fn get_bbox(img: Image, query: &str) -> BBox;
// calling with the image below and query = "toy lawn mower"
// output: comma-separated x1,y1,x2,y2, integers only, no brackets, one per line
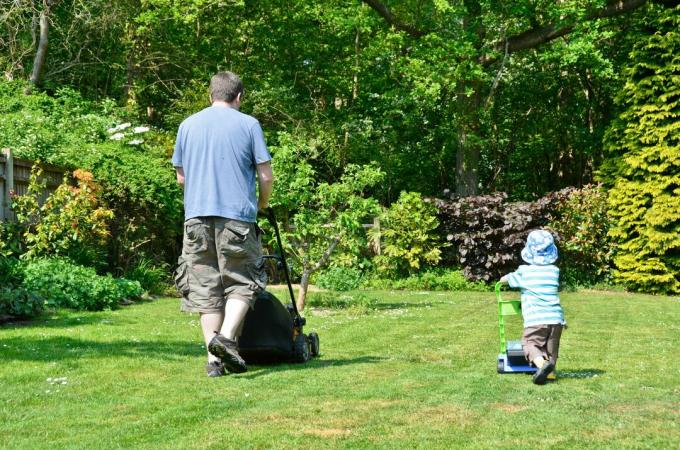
238,208,319,364
496,282,535,374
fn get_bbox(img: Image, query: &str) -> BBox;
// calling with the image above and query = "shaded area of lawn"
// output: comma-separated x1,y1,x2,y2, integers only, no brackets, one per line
1,289,679,449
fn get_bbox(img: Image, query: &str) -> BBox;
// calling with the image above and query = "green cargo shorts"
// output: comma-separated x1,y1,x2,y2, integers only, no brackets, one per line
174,216,267,313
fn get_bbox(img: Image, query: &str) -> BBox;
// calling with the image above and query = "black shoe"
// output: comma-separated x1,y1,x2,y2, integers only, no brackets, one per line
533,362,555,385
206,360,226,377
208,333,247,374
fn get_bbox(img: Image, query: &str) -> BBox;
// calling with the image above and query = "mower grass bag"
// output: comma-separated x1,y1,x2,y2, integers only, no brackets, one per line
239,291,294,364
237,208,319,365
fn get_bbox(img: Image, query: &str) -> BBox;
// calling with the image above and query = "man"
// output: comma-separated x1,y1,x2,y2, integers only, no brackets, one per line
172,71,274,377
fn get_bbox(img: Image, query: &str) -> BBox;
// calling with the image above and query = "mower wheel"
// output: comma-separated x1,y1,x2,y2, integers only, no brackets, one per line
308,332,320,357
497,359,505,374
293,333,310,363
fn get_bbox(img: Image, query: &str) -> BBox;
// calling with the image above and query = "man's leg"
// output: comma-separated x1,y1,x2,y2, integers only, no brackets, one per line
220,298,250,340
200,312,224,363
177,217,227,376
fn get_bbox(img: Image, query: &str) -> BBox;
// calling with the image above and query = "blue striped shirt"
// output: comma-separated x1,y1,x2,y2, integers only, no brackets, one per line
506,264,565,327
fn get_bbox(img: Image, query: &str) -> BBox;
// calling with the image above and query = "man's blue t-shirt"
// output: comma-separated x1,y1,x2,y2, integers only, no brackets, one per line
172,105,271,222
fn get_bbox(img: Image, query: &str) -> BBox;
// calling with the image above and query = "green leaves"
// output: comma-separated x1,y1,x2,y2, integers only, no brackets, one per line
371,191,444,277
602,6,680,294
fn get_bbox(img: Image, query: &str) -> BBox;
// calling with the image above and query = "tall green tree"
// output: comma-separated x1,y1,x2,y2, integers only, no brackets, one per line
601,6,679,294
360,0,677,196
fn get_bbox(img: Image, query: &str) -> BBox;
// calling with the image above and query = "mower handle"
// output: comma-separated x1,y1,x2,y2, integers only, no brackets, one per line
261,207,301,320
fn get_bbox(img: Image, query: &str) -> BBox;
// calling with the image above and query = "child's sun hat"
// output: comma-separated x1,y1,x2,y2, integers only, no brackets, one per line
521,229,558,265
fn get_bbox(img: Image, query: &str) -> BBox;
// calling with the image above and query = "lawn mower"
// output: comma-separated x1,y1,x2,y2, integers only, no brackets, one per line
496,282,536,374
238,208,319,364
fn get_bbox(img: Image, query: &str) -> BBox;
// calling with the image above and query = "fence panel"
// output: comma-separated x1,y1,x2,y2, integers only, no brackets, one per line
1,148,67,221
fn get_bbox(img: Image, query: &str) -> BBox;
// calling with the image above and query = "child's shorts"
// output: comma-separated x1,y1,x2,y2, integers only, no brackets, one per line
522,324,564,365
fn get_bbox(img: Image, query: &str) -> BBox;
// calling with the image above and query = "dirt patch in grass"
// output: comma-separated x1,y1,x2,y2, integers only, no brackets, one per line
491,403,525,413
407,404,477,427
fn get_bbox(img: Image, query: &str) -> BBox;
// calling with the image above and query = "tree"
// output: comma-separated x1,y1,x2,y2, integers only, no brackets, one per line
269,132,383,310
361,0,676,196
601,6,680,294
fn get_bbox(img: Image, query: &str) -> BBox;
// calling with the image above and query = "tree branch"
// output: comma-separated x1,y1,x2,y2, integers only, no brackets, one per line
362,0,658,66
311,236,342,273
28,9,49,89
361,0,426,38
481,0,650,65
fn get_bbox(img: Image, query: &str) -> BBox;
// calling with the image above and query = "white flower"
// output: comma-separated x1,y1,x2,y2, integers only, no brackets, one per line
127,139,144,145
107,123,132,133
110,133,125,140
133,126,150,134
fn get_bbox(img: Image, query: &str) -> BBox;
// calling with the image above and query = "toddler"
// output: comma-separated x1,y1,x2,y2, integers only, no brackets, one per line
500,229,565,385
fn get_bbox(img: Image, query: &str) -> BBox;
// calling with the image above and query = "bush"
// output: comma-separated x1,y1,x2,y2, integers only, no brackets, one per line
434,190,572,282
21,258,142,311
315,266,363,291
363,268,488,291
0,287,43,318
11,167,114,268
0,256,43,318
549,185,613,288
599,8,680,295
371,191,444,277
125,258,170,295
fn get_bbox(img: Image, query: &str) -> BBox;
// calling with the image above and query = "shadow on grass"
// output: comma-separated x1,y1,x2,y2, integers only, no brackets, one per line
0,336,202,362
559,368,606,379
0,314,131,330
371,302,439,310
241,355,387,379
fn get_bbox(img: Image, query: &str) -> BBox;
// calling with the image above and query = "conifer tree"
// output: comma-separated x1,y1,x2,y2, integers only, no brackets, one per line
602,6,680,294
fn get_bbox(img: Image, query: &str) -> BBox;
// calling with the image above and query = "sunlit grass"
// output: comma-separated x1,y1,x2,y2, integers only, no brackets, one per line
1,289,679,449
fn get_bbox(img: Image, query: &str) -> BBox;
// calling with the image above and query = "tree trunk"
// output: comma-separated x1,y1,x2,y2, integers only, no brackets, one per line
455,81,482,196
455,126,480,196
27,10,49,92
297,269,311,311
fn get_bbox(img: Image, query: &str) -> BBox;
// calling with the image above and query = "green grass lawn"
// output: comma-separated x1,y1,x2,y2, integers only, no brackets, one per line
1,289,679,449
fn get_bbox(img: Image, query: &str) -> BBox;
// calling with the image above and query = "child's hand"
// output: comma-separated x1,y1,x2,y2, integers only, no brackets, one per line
499,276,508,284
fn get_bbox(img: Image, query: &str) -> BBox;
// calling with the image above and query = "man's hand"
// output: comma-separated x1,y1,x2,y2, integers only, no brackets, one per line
175,166,185,186
256,161,273,211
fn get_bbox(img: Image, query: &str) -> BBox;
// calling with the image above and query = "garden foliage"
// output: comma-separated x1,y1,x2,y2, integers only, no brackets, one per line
315,266,363,292
549,185,613,288
11,167,114,268
0,82,183,273
434,190,572,282
363,268,487,292
0,256,43,318
268,132,383,307
21,258,142,311
600,7,680,295
370,192,444,277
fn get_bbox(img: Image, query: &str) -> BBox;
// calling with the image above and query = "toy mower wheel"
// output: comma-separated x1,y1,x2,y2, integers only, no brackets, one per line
293,333,310,363
497,359,505,374
308,332,320,357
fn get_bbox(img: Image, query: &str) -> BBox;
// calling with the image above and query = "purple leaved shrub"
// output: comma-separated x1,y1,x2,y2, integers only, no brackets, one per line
433,189,573,282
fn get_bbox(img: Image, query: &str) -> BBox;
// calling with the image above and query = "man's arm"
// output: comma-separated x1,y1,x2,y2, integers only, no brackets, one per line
256,161,274,210
175,166,185,186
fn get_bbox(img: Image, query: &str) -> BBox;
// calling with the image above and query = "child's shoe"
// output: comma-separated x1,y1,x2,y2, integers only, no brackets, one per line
532,361,555,385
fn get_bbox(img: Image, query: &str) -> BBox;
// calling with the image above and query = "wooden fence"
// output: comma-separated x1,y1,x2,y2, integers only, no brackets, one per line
0,148,67,221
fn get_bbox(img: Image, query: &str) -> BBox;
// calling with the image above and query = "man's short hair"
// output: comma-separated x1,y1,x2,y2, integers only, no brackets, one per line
210,71,243,102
